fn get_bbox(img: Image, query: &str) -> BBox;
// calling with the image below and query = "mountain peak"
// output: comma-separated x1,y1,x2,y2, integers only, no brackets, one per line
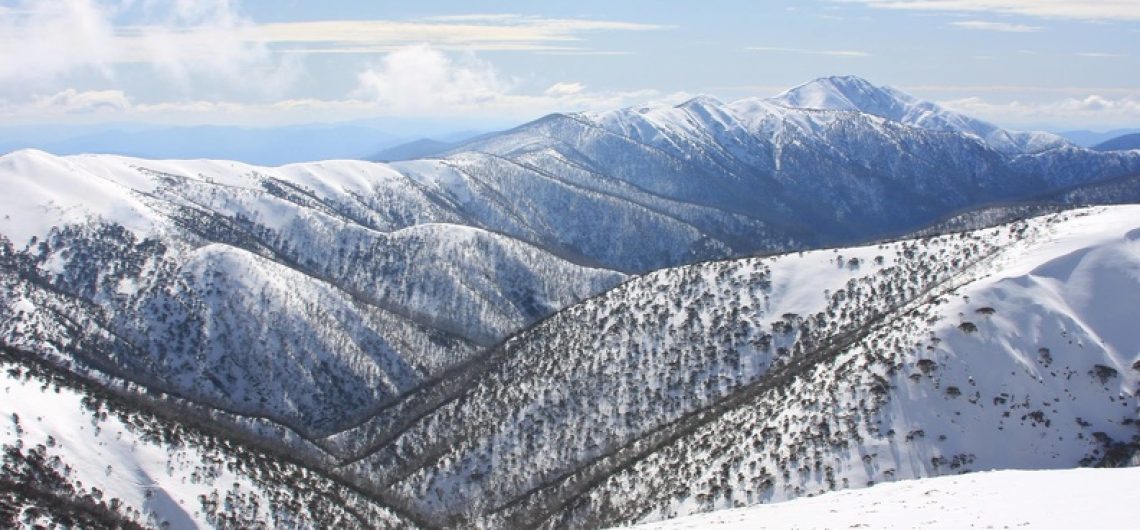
769,75,1069,154
770,75,914,115
678,94,725,109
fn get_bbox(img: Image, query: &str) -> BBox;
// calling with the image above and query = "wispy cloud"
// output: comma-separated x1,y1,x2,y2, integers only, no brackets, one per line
950,20,1043,32
533,50,635,56
0,44,690,124
1074,52,1127,58
0,0,297,97
903,84,1140,96
838,0,1140,21
242,15,667,54
746,46,870,57
0,5,666,91
941,94,1140,129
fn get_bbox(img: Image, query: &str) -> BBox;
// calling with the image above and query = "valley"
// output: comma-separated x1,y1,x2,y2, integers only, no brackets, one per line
1,76,1137,528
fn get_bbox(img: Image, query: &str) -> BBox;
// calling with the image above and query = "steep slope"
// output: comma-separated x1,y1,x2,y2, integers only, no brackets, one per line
326,206,1139,528
0,347,415,529
770,75,1070,155
626,467,1140,530
0,150,623,434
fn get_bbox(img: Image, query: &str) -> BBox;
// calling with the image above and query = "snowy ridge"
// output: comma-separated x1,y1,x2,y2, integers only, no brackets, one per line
2,76,1140,528
770,75,1070,155
623,467,1140,530
0,149,624,434
567,205,1140,527
0,348,414,529
325,206,1139,528
451,77,1139,252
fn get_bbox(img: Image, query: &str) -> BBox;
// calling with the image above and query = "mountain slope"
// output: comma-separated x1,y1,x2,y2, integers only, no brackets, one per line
447,77,1138,253
326,205,1139,528
770,75,1070,155
0,347,415,529
2,76,1140,528
626,467,1140,530
0,150,623,434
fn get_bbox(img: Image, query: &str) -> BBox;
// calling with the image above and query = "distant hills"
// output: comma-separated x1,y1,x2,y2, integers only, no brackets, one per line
1059,127,1140,147
1093,132,1140,151
0,123,498,166
0,123,405,165
367,130,488,161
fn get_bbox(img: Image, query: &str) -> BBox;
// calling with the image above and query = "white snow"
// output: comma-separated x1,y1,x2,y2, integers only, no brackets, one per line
0,149,163,245
624,467,1140,529
0,364,262,528
768,75,1071,154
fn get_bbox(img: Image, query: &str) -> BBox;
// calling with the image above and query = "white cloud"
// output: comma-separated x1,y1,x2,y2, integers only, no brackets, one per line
0,5,660,106
131,3,299,96
353,45,511,111
242,14,666,54
903,84,1140,96
839,0,1140,21
545,82,586,96
533,51,634,56
0,0,297,97
21,88,131,114
950,20,1043,32
0,0,117,83
746,46,870,57
8,85,1136,130
1,46,689,124
1074,52,1127,58
941,94,1140,129
347,45,688,118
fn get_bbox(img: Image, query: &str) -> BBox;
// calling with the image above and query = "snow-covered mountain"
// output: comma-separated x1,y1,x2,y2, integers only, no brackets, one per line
0,347,417,529
446,76,1138,250
625,467,1140,530
0,150,624,434
9,76,1132,438
326,205,1139,528
1,76,1139,529
770,75,1071,155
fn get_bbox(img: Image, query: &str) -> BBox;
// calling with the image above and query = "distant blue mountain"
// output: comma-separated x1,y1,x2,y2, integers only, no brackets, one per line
1058,128,1140,147
1093,133,1140,152
0,123,401,165
369,131,489,161
369,138,456,161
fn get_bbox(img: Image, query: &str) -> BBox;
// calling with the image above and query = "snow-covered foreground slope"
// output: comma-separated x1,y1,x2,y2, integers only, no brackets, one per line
625,467,1139,530
0,349,413,529
331,205,1138,528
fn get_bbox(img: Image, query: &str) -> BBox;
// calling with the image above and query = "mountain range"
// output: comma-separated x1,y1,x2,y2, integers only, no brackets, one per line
1,75,1138,528
1093,133,1140,152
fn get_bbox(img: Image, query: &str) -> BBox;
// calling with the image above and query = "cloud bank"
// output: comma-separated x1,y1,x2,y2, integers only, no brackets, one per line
840,0,1140,21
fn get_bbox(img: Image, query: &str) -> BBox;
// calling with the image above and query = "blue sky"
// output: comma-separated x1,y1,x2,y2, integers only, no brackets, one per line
1,0,1138,131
